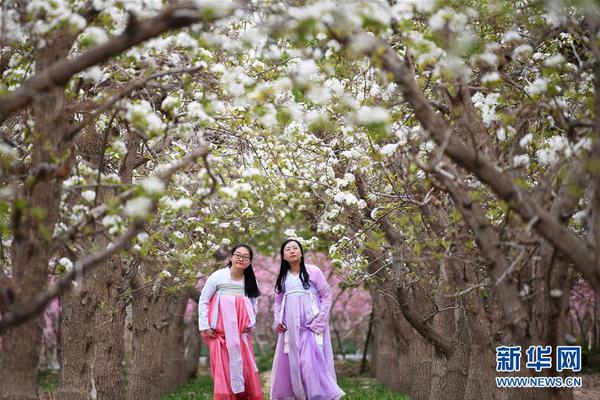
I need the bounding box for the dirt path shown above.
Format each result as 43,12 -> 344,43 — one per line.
261,370 -> 272,397
260,370 -> 600,399
574,373 -> 600,400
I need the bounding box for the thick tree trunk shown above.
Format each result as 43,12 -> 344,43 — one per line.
90,258 -> 127,400
406,327 -> 434,400
160,294 -> 189,395
58,124 -> 130,400
127,276 -> 169,400
370,289 -> 407,391
184,304 -> 200,380
0,315 -> 44,400
428,261 -> 470,400
58,285 -> 95,400
429,306 -> 470,400
463,283 -> 500,400
0,33 -> 73,400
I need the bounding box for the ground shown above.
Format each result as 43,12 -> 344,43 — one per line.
37,365 -> 600,399
161,369 -> 409,400
574,373 -> 600,400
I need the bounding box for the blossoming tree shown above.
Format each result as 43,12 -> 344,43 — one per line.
1,1 -> 599,400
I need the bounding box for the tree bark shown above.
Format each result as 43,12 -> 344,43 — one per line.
184,303 -> 200,380
127,268 -> 169,400
159,294 -> 189,395
0,31 -> 74,400
89,257 -> 127,400
58,284 -> 95,400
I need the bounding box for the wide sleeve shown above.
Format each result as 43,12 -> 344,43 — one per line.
308,266 -> 333,334
272,290 -> 284,331
198,273 -> 217,331
251,296 -> 258,315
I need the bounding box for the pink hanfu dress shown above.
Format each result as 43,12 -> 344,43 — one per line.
199,268 -> 263,400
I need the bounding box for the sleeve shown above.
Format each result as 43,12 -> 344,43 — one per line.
198,273 -> 217,331
307,266 -> 333,334
272,290 -> 284,331
251,296 -> 258,315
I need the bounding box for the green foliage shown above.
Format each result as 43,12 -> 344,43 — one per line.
38,370 -> 59,396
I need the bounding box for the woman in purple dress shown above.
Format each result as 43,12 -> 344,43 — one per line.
270,239 -> 344,400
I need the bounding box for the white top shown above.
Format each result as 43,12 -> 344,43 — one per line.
284,272 -> 317,295
197,268 -> 258,331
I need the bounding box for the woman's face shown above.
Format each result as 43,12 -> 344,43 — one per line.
231,247 -> 252,270
283,241 -> 302,264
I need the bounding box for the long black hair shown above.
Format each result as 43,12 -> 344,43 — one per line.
275,239 -> 310,293
226,244 -> 261,298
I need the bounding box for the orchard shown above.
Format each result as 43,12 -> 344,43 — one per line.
1,1 -> 600,399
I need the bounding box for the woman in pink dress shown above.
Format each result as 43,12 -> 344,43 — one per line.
198,244 -> 264,400
270,239 -> 344,400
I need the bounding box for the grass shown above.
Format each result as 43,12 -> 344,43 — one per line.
161,374 -> 214,400
160,375 -> 408,400
38,369 -> 59,398
338,377 -> 409,400
38,360 -> 409,400
161,362 -> 409,400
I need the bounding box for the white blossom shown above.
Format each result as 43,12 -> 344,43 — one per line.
512,154 -> 530,167
142,177 -> 166,194
79,27 -> 108,46
496,127 -> 506,142
513,44 -> 533,60
58,257 -> 74,271
355,106 -> 389,125
481,72 -> 500,83
429,8 -> 468,33
471,92 -> 500,126
159,270 -> 172,279
544,54 -> 565,67
80,66 -> 104,83
519,133 -> 533,148
124,197 -> 153,219
81,190 -> 96,202
137,232 -> 149,242
380,143 -> 399,157
525,78 -> 548,96
334,192 -> 359,206
172,198 -> 193,210
501,31 -> 522,43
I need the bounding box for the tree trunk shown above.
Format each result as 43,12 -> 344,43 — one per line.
463,284 -> 500,400
90,258 -> 127,400
429,305 -> 470,400
160,294 -> 188,395
127,276 -> 169,400
406,325 -> 434,400
184,303 -> 200,380
359,312 -> 373,374
370,289 -> 406,390
58,285 -> 95,400
0,32 -> 74,400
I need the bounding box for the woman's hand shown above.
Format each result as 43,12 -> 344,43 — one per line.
202,328 -> 217,338
276,323 -> 287,333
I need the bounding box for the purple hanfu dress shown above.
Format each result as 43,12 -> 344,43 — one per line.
270,264 -> 344,400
